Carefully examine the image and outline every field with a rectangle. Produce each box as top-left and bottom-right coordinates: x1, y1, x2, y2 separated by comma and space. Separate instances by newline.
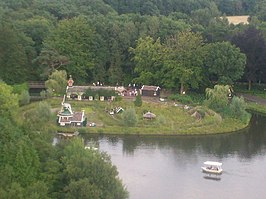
44, 97, 249, 135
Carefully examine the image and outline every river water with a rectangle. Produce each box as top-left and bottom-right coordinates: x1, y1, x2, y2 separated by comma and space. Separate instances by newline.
82, 113, 266, 199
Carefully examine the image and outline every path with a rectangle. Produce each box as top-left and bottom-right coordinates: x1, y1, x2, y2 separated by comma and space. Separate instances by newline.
237, 93, 266, 105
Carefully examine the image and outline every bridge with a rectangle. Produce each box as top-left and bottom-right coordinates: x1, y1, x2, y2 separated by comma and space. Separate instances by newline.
28, 81, 46, 89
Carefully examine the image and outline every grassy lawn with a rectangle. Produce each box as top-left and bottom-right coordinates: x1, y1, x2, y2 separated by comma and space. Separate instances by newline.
247, 102, 266, 115
20, 97, 249, 135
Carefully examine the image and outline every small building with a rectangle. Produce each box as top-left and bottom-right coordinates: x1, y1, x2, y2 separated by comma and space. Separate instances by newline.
143, 111, 156, 120
65, 76, 119, 101
57, 102, 86, 127
140, 85, 161, 97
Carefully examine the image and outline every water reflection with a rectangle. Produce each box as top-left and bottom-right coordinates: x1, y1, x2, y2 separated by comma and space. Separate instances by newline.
203, 175, 221, 181
81, 114, 266, 199
84, 114, 266, 159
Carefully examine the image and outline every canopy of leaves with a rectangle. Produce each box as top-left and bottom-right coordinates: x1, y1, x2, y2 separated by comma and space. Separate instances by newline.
130, 36, 164, 85
205, 84, 231, 113
204, 41, 246, 85
45, 70, 67, 95
163, 31, 205, 92
231, 27, 266, 87
0, 82, 19, 119
43, 16, 97, 83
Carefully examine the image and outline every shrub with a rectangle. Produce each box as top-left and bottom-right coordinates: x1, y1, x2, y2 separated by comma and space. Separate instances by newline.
134, 94, 142, 107
122, 108, 138, 127
115, 95, 122, 102
229, 96, 250, 123
168, 94, 193, 104
12, 83, 29, 94
19, 90, 30, 106
45, 70, 67, 95
156, 115, 166, 125
204, 85, 230, 113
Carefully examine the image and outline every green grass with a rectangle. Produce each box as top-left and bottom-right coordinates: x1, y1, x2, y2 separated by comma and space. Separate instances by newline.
18, 97, 250, 135
247, 102, 266, 115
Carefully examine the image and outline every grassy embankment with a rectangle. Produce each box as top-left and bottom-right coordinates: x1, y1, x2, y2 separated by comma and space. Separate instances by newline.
19, 97, 249, 135
235, 83, 266, 115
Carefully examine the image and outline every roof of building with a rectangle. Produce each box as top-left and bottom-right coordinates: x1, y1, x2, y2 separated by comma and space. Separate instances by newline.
141, 85, 161, 91
71, 112, 84, 122
143, 111, 156, 119
67, 85, 116, 93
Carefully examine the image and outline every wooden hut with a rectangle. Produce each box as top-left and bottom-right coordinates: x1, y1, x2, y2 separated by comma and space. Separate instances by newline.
143, 111, 156, 120
140, 85, 161, 97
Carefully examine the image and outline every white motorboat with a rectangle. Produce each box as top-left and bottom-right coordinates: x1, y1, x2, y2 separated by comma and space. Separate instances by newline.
201, 161, 223, 174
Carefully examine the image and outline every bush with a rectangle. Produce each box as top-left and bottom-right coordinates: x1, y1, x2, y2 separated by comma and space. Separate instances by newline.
114, 95, 122, 102
156, 115, 166, 125
45, 70, 67, 95
168, 94, 193, 104
12, 83, 29, 94
134, 94, 142, 107
19, 90, 30, 106
204, 85, 230, 113
229, 96, 250, 123
122, 108, 138, 127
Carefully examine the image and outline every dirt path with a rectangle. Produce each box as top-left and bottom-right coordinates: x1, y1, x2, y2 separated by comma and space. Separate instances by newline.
237, 93, 266, 105
125, 93, 266, 106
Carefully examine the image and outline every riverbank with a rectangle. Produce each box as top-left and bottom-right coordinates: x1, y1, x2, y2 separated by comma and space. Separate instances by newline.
41, 97, 250, 135
238, 93, 266, 115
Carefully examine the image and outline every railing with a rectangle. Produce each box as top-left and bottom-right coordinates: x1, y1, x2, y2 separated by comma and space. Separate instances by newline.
28, 81, 46, 88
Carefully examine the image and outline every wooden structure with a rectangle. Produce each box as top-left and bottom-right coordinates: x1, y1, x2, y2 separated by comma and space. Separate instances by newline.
65, 76, 121, 101
140, 85, 160, 97
28, 81, 46, 95
143, 111, 156, 120
57, 102, 86, 127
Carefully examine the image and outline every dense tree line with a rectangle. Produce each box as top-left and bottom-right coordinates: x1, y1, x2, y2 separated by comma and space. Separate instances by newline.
0, 0, 266, 89
0, 1, 265, 197
0, 82, 128, 198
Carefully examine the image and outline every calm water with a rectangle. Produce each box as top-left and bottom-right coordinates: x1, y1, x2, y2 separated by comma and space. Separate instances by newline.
83, 113, 266, 199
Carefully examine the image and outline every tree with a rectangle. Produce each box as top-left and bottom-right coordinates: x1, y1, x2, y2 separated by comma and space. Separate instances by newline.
64, 178, 102, 199
204, 17, 231, 42
24, 101, 53, 131
205, 84, 230, 113
34, 48, 69, 78
61, 138, 128, 199
0, 82, 19, 119
1, 136, 40, 188
43, 16, 97, 83
229, 96, 250, 123
191, 2, 221, 27
254, 0, 266, 21
19, 90, 30, 106
129, 36, 164, 85
45, 70, 67, 95
163, 31, 205, 93
0, 23, 29, 84
204, 41, 246, 85
231, 27, 266, 90
134, 93, 142, 107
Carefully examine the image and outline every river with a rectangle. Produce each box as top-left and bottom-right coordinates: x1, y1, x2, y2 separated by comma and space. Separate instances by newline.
82, 113, 266, 199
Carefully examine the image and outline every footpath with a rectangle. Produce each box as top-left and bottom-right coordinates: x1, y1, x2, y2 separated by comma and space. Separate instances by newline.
238, 93, 266, 106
